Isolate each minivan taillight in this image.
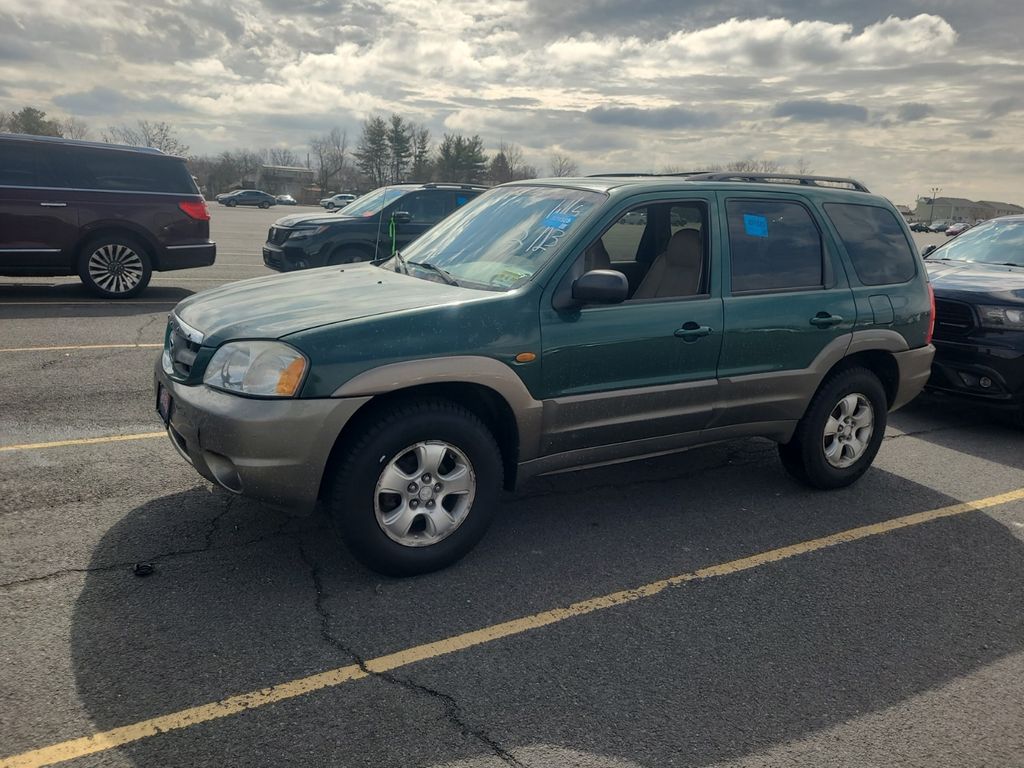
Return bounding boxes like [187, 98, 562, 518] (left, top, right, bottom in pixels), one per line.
[925, 282, 936, 345]
[179, 200, 210, 221]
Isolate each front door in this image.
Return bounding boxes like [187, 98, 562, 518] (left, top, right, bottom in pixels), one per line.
[538, 196, 723, 455]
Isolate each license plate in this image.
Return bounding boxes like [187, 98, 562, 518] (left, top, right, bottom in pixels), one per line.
[157, 384, 173, 426]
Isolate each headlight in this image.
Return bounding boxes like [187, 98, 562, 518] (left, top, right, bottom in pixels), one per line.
[203, 341, 308, 397]
[288, 226, 328, 240]
[978, 305, 1024, 330]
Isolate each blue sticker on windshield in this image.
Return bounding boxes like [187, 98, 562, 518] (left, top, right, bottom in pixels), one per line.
[456, 196, 468, 205]
[542, 212, 577, 230]
[743, 214, 768, 238]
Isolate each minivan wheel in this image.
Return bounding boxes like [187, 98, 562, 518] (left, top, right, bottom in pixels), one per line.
[778, 366, 887, 490]
[326, 399, 503, 576]
[78, 236, 152, 299]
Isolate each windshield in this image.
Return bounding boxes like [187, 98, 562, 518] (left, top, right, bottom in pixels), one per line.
[338, 187, 408, 218]
[389, 185, 605, 290]
[928, 219, 1024, 267]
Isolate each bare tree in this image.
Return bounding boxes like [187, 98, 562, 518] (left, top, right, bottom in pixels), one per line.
[264, 147, 300, 166]
[310, 127, 349, 193]
[550, 153, 579, 177]
[104, 120, 189, 155]
[794, 156, 814, 174]
[61, 117, 90, 140]
[724, 158, 783, 173]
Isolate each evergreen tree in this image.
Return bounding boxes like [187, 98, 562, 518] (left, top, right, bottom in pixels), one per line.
[354, 116, 389, 187]
[8, 107, 63, 137]
[410, 125, 433, 181]
[386, 114, 413, 184]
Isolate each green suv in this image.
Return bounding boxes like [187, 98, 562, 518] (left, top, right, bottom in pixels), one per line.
[155, 173, 935, 575]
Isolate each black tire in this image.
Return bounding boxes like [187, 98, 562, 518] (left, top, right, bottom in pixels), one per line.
[778, 366, 887, 490]
[259, 201, 270, 209]
[225, 200, 236, 207]
[327, 247, 371, 266]
[77, 235, 153, 299]
[326, 399, 503, 576]
[326, 203, 336, 210]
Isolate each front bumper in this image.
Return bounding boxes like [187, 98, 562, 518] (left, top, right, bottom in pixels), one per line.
[891, 345, 935, 410]
[155, 362, 370, 511]
[926, 335, 1024, 406]
[262, 242, 326, 272]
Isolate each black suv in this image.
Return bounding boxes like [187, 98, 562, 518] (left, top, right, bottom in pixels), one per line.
[219, 189, 277, 209]
[0, 133, 215, 298]
[263, 183, 485, 271]
[923, 215, 1024, 423]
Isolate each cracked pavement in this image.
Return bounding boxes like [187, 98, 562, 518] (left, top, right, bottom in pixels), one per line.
[2, 209, 1023, 767]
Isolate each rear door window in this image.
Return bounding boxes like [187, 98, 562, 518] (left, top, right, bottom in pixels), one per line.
[66, 148, 196, 193]
[824, 203, 917, 285]
[0, 143, 37, 186]
[726, 199, 823, 292]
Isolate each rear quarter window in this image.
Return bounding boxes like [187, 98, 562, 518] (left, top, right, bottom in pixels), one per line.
[60, 148, 197, 194]
[824, 203, 917, 285]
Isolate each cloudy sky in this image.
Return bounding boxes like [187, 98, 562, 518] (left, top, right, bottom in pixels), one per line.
[1, 0, 1022, 205]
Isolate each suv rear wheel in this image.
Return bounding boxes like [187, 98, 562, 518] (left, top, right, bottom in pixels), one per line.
[328, 247, 371, 265]
[77, 235, 152, 299]
[326, 399, 503, 576]
[779, 366, 887, 489]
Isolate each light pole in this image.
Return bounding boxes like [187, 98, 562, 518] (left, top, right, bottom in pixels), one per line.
[929, 186, 941, 225]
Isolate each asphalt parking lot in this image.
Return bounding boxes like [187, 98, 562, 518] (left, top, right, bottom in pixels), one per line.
[1, 207, 1022, 768]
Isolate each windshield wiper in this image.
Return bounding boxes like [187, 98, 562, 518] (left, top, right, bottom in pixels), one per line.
[999, 262, 1024, 268]
[406, 260, 460, 286]
[392, 250, 409, 274]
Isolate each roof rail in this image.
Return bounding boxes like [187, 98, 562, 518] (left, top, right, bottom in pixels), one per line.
[421, 182, 489, 190]
[667, 172, 870, 192]
[0, 132, 167, 155]
[587, 171, 870, 193]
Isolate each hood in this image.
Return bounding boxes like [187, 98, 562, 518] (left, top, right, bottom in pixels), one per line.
[272, 211, 365, 227]
[926, 260, 1024, 304]
[175, 263, 475, 346]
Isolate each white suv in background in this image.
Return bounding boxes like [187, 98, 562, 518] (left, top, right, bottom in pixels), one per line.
[320, 193, 356, 210]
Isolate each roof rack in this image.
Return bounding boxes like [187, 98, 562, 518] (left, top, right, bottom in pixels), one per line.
[421, 182, 489, 191]
[674, 172, 870, 192]
[587, 171, 870, 193]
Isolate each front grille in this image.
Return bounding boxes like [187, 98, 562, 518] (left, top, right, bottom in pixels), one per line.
[263, 250, 283, 270]
[933, 299, 975, 338]
[167, 314, 204, 378]
[268, 226, 290, 245]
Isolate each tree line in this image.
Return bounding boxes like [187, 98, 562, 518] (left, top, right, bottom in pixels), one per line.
[2, 103, 811, 199]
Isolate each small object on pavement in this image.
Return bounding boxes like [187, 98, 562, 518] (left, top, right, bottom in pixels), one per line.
[133, 563, 155, 577]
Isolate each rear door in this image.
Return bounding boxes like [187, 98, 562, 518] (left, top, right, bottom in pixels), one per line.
[714, 193, 857, 426]
[0, 142, 79, 272]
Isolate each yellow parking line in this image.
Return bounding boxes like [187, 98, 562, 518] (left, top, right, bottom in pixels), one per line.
[0, 343, 162, 353]
[0, 432, 165, 453]
[3, 486, 1022, 768]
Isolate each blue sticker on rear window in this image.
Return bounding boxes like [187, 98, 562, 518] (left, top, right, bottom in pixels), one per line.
[542, 212, 577, 230]
[743, 214, 768, 237]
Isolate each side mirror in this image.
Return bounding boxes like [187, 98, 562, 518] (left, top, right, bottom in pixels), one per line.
[391, 211, 412, 225]
[572, 270, 628, 304]
[922, 244, 937, 257]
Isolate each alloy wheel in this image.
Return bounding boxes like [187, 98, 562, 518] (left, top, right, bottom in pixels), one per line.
[822, 393, 875, 468]
[87, 244, 145, 295]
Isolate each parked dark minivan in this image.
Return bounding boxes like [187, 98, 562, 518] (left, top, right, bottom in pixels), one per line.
[0, 133, 215, 298]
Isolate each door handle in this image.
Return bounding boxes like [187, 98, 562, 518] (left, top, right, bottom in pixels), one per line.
[810, 312, 843, 328]
[675, 322, 713, 341]
[40, 202, 68, 207]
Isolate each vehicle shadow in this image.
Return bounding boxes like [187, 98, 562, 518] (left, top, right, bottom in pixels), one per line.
[892, 394, 1024, 470]
[0, 283, 192, 320]
[63, 447, 1024, 767]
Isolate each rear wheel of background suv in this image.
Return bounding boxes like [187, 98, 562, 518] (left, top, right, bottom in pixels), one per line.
[328, 247, 371, 265]
[77, 235, 153, 299]
[779, 366, 888, 489]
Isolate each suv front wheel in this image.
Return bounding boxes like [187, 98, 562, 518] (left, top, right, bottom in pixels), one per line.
[77, 235, 153, 299]
[779, 366, 887, 489]
[326, 399, 503, 576]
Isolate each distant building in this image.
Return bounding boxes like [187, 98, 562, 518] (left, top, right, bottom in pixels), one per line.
[912, 196, 1023, 223]
[895, 204, 913, 220]
[254, 165, 315, 196]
